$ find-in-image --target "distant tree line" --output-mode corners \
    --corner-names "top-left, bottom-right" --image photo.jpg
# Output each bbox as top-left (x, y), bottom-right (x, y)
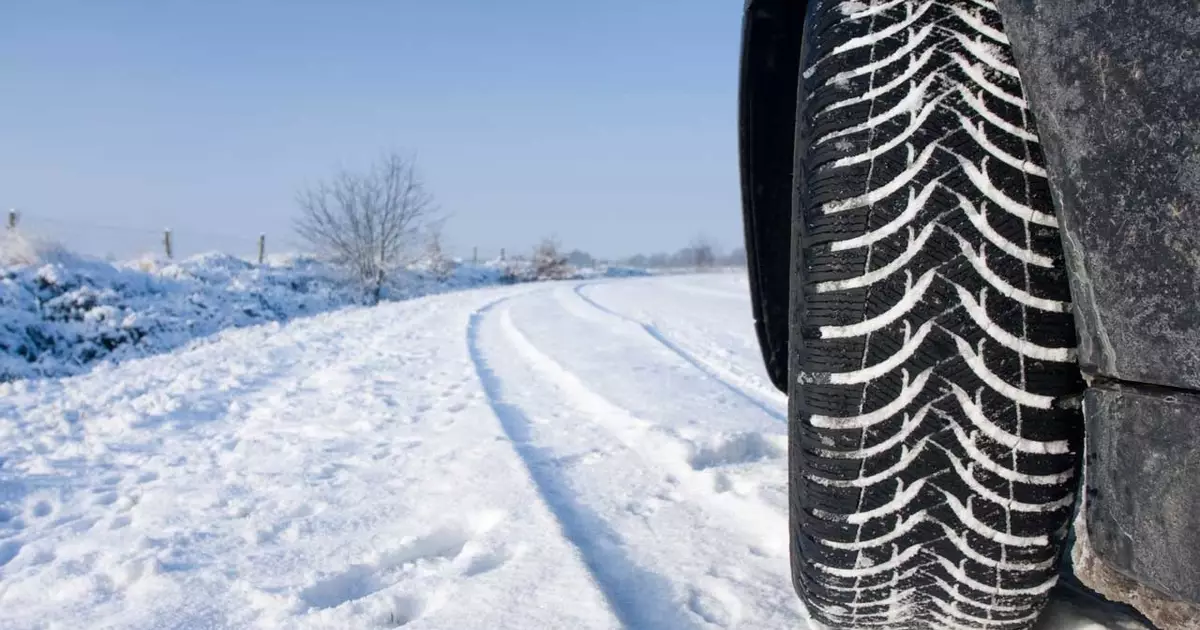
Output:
top-left (558, 237), bottom-right (746, 271)
top-left (615, 237), bottom-right (746, 270)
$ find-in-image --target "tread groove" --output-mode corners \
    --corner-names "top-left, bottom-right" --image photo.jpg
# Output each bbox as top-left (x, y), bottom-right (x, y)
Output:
top-left (787, 1), bottom-right (1084, 628)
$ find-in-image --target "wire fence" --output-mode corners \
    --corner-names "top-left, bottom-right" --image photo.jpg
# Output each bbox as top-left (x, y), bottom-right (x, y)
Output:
top-left (3, 208), bottom-right (525, 266)
top-left (5, 208), bottom-right (269, 261)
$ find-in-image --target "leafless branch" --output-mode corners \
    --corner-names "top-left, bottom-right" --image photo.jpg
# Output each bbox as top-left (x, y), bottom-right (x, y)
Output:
top-left (294, 152), bottom-right (437, 302)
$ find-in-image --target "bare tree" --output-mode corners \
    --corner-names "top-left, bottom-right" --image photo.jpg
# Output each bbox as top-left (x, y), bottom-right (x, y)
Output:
top-left (532, 237), bottom-right (573, 280)
top-left (424, 221), bottom-right (456, 281)
top-left (565, 249), bottom-right (595, 268)
top-left (295, 153), bottom-right (436, 303)
top-left (689, 235), bottom-right (717, 269)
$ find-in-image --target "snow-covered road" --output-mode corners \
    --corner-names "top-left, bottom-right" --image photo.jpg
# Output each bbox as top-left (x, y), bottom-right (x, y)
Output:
top-left (0, 275), bottom-right (1142, 629)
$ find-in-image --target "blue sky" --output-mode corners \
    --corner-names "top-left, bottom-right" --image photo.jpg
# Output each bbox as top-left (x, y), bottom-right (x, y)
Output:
top-left (1, 1), bottom-right (745, 260)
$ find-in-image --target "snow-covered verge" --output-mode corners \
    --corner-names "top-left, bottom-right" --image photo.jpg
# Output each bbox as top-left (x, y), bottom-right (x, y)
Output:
top-left (0, 274), bottom-right (1145, 629)
top-left (0, 233), bottom-right (645, 383)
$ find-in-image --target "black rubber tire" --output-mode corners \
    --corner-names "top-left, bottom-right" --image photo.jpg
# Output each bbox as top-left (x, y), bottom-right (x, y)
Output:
top-left (787, 2), bottom-right (1085, 629)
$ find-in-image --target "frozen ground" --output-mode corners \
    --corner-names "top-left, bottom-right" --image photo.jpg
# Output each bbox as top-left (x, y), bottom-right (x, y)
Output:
top-left (0, 274), bottom-right (1148, 629)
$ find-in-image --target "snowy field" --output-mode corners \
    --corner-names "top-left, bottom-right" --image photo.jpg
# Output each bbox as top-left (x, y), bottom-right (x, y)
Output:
top-left (0, 274), bottom-right (1146, 629)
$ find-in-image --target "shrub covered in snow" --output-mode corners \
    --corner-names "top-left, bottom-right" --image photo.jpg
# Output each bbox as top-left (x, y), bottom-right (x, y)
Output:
top-left (531, 238), bottom-right (574, 281)
top-left (0, 230), bottom-right (70, 267)
top-left (0, 248), bottom-right (364, 382)
top-left (414, 230), bottom-right (458, 282)
top-left (0, 238), bottom-right (649, 383)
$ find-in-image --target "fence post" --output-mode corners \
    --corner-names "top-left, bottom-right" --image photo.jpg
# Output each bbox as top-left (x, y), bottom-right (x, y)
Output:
top-left (500, 247), bottom-right (506, 261)
top-left (472, 246), bottom-right (478, 265)
top-left (163, 229), bottom-right (173, 259)
top-left (258, 233), bottom-right (266, 265)
top-left (6, 209), bottom-right (15, 230)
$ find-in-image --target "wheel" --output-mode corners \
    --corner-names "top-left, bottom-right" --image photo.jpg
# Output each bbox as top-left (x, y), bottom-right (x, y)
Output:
top-left (787, 1), bottom-right (1085, 628)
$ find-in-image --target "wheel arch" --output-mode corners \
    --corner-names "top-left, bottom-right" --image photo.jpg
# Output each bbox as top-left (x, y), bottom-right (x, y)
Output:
top-left (738, 0), bottom-right (806, 394)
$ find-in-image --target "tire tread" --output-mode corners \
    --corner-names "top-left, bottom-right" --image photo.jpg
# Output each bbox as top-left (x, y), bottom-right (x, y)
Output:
top-left (788, 1), bottom-right (1084, 628)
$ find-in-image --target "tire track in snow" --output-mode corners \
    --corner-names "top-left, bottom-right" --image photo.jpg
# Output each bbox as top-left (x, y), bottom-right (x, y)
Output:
top-left (571, 284), bottom-right (786, 424)
top-left (496, 305), bottom-right (791, 561)
top-left (492, 302), bottom-right (807, 628)
top-left (466, 297), bottom-right (703, 630)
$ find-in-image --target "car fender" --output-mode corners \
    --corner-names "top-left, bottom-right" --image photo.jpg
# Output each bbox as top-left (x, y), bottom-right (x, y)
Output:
top-left (737, 0), bottom-right (806, 393)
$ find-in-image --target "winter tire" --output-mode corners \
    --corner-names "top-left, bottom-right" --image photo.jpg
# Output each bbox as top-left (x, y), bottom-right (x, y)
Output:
top-left (788, 2), bottom-right (1084, 629)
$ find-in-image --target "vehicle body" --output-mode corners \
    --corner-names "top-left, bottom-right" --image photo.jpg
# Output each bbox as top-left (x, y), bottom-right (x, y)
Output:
top-left (738, 0), bottom-right (1200, 628)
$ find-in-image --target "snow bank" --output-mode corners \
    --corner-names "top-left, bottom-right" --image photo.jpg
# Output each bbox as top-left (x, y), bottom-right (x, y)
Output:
top-left (0, 236), bottom-right (647, 383)
top-left (0, 249), bottom-right (360, 383)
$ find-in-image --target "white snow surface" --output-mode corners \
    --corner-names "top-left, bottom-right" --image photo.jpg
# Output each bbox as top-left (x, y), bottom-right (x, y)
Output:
top-left (0, 274), bottom-right (1146, 629)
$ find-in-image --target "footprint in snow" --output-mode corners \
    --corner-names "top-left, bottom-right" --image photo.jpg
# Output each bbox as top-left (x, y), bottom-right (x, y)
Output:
top-left (687, 581), bottom-right (744, 628)
top-left (312, 463), bottom-right (345, 480)
top-left (459, 543), bottom-right (514, 578)
top-left (66, 516), bottom-right (103, 534)
top-left (299, 511), bottom-right (506, 612)
top-left (556, 449), bottom-right (604, 468)
top-left (747, 545), bottom-right (776, 559)
top-left (289, 504), bottom-right (316, 519)
top-left (92, 492), bottom-right (120, 507)
top-left (686, 432), bottom-right (785, 471)
top-left (137, 471), bottom-right (160, 483)
top-left (379, 587), bottom-right (451, 627)
top-left (299, 532), bottom-right (464, 611)
top-left (381, 593), bottom-right (425, 627)
top-left (27, 546), bottom-right (55, 566)
top-left (625, 498), bottom-right (665, 519)
top-left (30, 500), bottom-right (53, 518)
top-left (0, 540), bottom-right (21, 568)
